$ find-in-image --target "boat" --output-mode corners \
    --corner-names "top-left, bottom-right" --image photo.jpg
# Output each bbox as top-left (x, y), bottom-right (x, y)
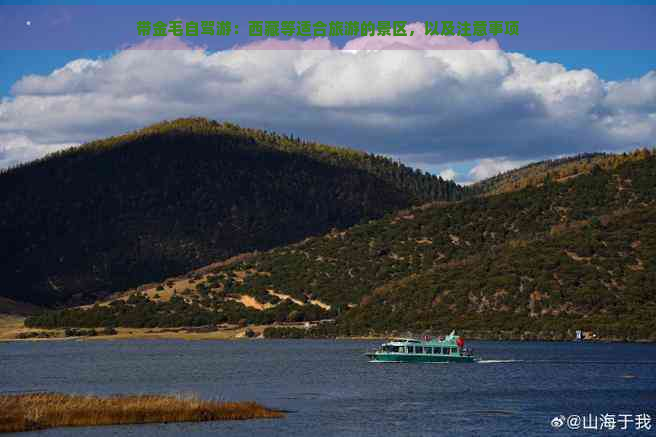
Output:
top-left (365, 331), bottom-right (476, 363)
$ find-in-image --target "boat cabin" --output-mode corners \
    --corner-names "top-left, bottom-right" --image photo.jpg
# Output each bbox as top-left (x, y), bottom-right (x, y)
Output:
top-left (366, 331), bottom-right (475, 363)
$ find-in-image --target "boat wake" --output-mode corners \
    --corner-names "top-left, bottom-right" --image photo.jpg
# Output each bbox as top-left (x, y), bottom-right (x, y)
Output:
top-left (529, 360), bottom-right (656, 365)
top-left (478, 359), bottom-right (656, 365)
top-left (367, 360), bottom-right (449, 364)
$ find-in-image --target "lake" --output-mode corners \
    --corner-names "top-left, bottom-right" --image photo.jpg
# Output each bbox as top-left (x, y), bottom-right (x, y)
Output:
top-left (1, 339), bottom-right (655, 436)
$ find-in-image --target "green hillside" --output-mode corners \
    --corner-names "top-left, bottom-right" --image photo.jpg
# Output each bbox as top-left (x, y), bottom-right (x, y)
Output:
top-left (198, 149), bottom-right (655, 301)
top-left (27, 149), bottom-right (656, 340)
top-left (340, 206), bottom-right (656, 340)
top-left (471, 151), bottom-right (651, 196)
top-left (0, 118), bottom-right (464, 307)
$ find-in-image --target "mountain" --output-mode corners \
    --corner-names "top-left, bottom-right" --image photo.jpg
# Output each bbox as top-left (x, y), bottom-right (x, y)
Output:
top-left (0, 118), bottom-right (465, 307)
top-left (26, 148), bottom-right (656, 341)
top-left (470, 151), bottom-right (649, 196)
top-left (340, 205), bottom-right (656, 340)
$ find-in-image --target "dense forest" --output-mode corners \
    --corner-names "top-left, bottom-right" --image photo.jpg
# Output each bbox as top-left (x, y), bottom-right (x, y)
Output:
top-left (338, 205), bottom-right (656, 340)
top-left (469, 151), bottom-right (649, 196)
top-left (26, 149), bottom-right (656, 340)
top-left (0, 118), bottom-right (465, 307)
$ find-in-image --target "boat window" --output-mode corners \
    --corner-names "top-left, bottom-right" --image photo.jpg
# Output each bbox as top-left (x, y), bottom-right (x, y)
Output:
top-left (443, 347), bottom-right (450, 355)
top-left (399, 347), bottom-right (406, 353)
top-left (425, 347), bottom-right (432, 354)
top-left (407, 346), bottom-right (414, 353)
top-left (451, 347), bottom-right (457, 354)
top-left (415, 346), bottom-right (423, 354)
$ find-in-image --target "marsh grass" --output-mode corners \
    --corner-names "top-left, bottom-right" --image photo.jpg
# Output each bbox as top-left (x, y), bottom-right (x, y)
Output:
top-left (0, 393), bottom-right (283, 433)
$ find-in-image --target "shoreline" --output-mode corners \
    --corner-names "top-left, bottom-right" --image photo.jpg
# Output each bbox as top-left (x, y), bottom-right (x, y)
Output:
top-left (3, 314), bottom-right (654, 344)
top-left (3, 334), bottom-right (653, 344)
top-left (2, 328), bottom-right (654, 346)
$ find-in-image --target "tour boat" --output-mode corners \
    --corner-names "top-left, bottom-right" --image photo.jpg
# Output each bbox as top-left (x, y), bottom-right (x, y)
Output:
top-left (366, 331), bottom-right (476, 363)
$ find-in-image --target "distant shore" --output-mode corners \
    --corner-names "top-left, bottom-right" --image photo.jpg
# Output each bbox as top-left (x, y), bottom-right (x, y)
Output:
top-left (1, 316), bottom-right (653, 344)
top-left (0, 393), bottom-right (283, 434)
top-left (0, 316), bottom-right (272, 342)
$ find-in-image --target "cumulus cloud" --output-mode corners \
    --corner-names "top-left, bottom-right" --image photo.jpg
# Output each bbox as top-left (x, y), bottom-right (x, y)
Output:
top-left (0, 23), bottom-right (655, 172)
top-left (604, 70), bottom-right (656, 111)
top-left (468, 158), bottom-right (531, 182)
top-left (0, 133), bottom-right (74, 169)
top-left (439, 168), bottom-right (458, 181)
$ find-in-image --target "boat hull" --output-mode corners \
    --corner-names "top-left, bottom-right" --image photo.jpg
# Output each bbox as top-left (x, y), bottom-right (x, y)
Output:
top-left (366, 353), bottom-right (475, 363)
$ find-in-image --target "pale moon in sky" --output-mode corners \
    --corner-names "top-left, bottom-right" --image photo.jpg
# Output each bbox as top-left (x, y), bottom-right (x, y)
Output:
top-left (26, 21), bottom-right (31, 26)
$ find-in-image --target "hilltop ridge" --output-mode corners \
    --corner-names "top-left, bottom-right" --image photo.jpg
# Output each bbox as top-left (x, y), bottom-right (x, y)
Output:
top-left (0, 118), bottom-right (465, 307)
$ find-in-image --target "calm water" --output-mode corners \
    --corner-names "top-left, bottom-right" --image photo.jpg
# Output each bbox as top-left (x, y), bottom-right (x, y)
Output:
top-left (1, 339), bottom-right (655, 436)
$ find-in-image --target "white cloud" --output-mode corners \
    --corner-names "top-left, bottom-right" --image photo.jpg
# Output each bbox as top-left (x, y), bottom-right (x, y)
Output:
top-left (604, 70), bottom-right (656, 111)
top-left (468, 158), bottom-right (530, 182)
top-left (439, 168), bottom-right (457, 181)
top-left (0, 133), bottom-right (74, 169)
top-left (0, 23), bottom-right (655, 170)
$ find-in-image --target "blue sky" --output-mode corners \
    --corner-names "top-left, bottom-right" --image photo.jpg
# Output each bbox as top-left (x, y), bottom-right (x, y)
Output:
top-left (1, 0), bottom-right (654, 183)
top-left (2, 2), bottom-right (654, 96)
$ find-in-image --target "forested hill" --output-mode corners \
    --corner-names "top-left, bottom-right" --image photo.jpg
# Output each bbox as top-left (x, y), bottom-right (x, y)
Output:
top-left (470, 151), bottom-right (652, 196)
top-left (0, 118), bottom-right (465, 307)
top-left (50, 148), bottom-right (651, 340)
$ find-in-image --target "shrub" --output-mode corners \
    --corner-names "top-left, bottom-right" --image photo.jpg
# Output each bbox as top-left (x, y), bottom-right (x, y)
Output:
top-left (101, 327), bottom-right (118, 336)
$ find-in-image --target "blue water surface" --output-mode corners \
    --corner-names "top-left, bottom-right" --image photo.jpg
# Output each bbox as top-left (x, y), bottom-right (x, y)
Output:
top-left (1, 339), bottom-right (655, 436)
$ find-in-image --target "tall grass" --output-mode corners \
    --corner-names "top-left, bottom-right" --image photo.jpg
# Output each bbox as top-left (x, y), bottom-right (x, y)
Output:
top-left (0, 393), bottom-right (283, 433)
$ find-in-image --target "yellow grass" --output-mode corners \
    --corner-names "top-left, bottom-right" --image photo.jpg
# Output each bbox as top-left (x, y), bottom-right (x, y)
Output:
top-left (230, 295), bottom-right (274, 310)
top-left (0, 323), bottom-right (319, 342)
top-left (0, 315), bottom-right (23, 329)
top-left (267, 290), bottom-right (306, 307)
top-left (0, 393), bottom-right (283, 433)
top-left (0, 315), bottom-right (32, 341)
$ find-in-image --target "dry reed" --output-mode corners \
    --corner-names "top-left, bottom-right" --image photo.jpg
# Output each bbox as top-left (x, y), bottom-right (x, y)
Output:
top-left (0, 392), bottom-right (283, 433)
